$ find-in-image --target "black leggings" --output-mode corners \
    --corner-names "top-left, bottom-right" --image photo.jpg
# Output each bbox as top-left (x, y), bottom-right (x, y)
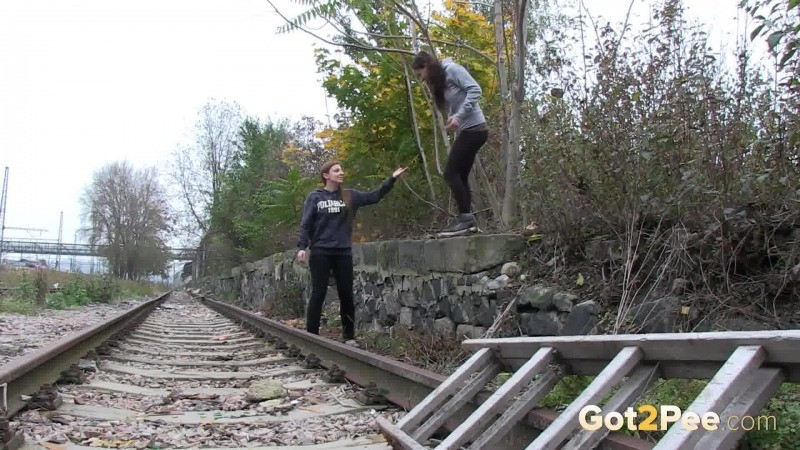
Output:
top-left (445, 126), bottom-right (489, 214)
top-left (306, 252), bottom-right (355, 339)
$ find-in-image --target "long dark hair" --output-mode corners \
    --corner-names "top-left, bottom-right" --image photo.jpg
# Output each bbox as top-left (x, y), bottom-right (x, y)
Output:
top-left (319, 160), bottom-right (353, 223)
top-left (412, 51), bottom-right (446, 110)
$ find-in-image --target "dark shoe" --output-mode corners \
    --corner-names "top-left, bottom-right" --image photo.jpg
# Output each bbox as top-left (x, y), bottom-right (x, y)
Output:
top-left (438, 213), bottom-right (477, 237)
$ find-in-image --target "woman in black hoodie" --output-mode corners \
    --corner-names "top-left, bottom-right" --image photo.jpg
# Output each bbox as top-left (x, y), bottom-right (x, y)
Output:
top-left (296, 161), bottom-right (408, 346)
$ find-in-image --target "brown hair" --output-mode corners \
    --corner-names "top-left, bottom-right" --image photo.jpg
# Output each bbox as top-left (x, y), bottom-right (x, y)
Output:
top-left (319, 160), bottom-right (353, 223)
top-left (412, 51), bottom-right (446, 110)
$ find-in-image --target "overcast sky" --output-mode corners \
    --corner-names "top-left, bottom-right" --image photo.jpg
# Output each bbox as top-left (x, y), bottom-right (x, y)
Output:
top-left (0, 0), bottom-right (761, 257)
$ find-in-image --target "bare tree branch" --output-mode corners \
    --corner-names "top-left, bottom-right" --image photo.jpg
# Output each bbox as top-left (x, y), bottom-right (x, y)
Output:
top-left (170, 99), bottom-right (243, 245)
top-left (340, 28), bottom-right (496, 63)
top-left (399, 176), bottom-right (449, 214)
top-left (613, 0), bottom-right (638, 60)
top-left (265, 0), bottom-right (418, 56)
top-left (403, 61), bottom-right (439, 204)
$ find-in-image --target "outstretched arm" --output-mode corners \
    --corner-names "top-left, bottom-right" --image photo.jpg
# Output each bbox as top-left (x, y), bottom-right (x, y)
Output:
top-left (351, 178), bottom-right (396, 208)
top-left (351, 167), bottom-right (408, 208)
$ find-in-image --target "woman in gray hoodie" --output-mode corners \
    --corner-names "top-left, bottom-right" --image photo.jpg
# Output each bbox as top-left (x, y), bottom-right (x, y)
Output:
top-left (412, 51), bottom-right (489, 236)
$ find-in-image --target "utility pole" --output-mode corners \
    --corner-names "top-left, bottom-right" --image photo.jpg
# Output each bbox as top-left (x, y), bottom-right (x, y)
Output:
top-left (71, 230), bottom-right (78, 272)
top-left (0, 167), bottom-right (49, 266)
top-left (56, 211), bottom-right (63, 270)
top-left (0, 167), bottom-right (8, 265)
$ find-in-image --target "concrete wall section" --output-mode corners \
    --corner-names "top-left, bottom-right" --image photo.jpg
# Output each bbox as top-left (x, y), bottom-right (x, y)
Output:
top-left (197, 234), bottom-right (601, 338)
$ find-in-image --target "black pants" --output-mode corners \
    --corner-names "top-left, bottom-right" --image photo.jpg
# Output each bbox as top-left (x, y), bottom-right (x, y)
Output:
top-left (445, 126), bottom-right (489, 214)
top-left (306, 252), bottom-right (355, 340)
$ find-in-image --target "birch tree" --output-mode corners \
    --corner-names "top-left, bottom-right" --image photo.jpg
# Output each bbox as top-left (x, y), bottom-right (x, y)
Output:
top-left (171, 98), bottom-right (244, 243)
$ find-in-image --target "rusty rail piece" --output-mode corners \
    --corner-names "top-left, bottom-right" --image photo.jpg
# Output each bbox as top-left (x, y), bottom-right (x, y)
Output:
top-left (0, 292), bottom-right (169, 418)
top-left (199, 294), bottom-right (652, 450)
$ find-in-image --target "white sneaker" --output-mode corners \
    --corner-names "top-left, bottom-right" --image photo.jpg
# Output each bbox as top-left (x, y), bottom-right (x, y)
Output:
top-left (344, 339), bottom-right (360, 348)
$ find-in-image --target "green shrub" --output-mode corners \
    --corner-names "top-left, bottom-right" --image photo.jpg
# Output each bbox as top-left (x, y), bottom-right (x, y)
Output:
top-left (85, 276), bottom-right (121, 303)
top-left (47, 275), bottom-right (88, 309)
top-left (0, 298), bottom-right (37, 315)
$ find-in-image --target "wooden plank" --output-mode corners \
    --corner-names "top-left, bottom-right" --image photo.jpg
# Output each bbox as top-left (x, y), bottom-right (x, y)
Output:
top-left (412, 361), bottom-right (501, 442)
top-left (143, 321), bottom-right (234, 327)
top-left (99, 361), bottom-right (307, 379)
top-left (396, 347), bottom-right (494, 432)
top-left (136, 326), bottom-right (240, 334)
top-left (126, 335), bottom-right (259, 345)
top-left (654, 345), bottom-right (765, 449)
top-left (107, 353), bottom-right (291, 367)
top-left (525, 346), bottom-right (644, 450)
top-left (562, 364), bottom-right (659, 450)
top-left (462, 330), bottom-right (800, 364)
top-left (469, 369), bottom-right (562, 450)
top-left (376, 417), bottom-right (429, 450)
top-left (437, 347), bottom-right (556, 449)
top-left (132, 330), bottom-right (248, 339)
top-left (137, 323), bottom-right (240, 330)
top-left (123, 338), bottom-right (262, 350)
top-left (112, 344), bottom-right (262, 358)
top-left (694, 367), bottom-right (784, 450)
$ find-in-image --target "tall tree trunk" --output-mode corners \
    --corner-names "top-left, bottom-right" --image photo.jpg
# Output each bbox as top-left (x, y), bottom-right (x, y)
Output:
top-left (502, 0), bottom-right (529, 228)
top-left (494, 0), bottom-right (512, 177)
top-left (403, 62), bottom-right (439, 204)
top-left (495, 0), bottom-right (514, 227)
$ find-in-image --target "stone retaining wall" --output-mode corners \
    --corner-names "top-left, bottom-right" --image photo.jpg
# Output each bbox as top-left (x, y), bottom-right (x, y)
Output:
top-left (196, 234), bottom-right (602, 338)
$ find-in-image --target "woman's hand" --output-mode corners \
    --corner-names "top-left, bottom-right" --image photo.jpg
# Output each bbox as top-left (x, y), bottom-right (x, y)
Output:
top-left (446, 116), bottom-right (461, 130)
top-left (297, 250), bottom-right (307, 263)
top-left (392, 167), bottom-right (409, 178)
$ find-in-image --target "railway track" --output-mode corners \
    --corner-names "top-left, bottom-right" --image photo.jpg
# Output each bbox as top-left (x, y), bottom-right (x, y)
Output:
top-left (1, 291), bottom-right (651, 450)
top-left (3, 292), bottom-right (399, 449)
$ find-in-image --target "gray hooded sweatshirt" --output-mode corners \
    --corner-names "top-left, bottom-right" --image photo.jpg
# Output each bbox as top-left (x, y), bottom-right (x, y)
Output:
top-left (441, 58), bottom-right (487, 131)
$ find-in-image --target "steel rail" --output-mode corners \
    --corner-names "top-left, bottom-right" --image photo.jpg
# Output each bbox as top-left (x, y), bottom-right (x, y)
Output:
top-left (199, 295), bottom-right (652, 450)
top-left (0, 292), bottom-right (169, 418)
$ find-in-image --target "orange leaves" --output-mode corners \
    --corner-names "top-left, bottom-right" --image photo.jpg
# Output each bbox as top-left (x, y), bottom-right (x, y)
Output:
top-left (315, 127), bottom-right (350, 160)
top-left (430, 0), bottom-right (497, 96)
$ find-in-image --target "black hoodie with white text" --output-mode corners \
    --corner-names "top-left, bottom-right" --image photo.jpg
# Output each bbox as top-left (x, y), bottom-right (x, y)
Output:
top-left (297, 177), bottom-right (396, 255)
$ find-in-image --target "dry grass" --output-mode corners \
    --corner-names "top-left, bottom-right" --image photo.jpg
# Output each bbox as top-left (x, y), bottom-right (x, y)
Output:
top-left (355, 327), bottom-right (468, 376)
top-left (0, 268), bottom-right (77, 288)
